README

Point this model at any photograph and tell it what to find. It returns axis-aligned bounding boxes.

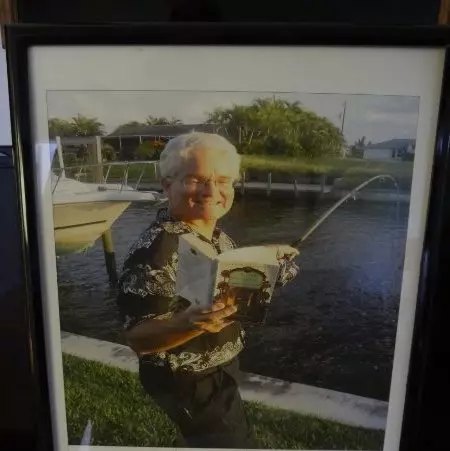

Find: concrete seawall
[61,332,387,431]
[131,181,409,203]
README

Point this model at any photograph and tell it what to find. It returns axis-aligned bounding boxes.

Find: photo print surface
[26,44,445,450]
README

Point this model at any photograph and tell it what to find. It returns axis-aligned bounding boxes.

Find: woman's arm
[125,300,237,355]
[125,318,204,355]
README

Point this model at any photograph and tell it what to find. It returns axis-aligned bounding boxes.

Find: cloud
[363,110,419,125]
[341,94,420,144]
[346,94,416,113]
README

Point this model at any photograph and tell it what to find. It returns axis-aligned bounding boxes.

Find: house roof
[108,123,218,137]
[366,138,416,150]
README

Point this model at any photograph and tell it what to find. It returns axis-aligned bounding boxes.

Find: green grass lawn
[240,154,411,176]
[57,154,412,192]
[102,155,412,190]
[63,354,384,449]
[241,155,413,190]
[63,154,412,179]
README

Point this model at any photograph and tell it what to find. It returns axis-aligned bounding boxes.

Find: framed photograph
[5,24,450,451]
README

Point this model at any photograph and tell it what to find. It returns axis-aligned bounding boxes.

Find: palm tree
[146,116,182,126]
[48,118,73,138]
[70,114,104,136]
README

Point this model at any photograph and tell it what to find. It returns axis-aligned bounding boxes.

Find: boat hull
[53,201,131,254]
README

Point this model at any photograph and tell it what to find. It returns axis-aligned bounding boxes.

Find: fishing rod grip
[290,237,303,249]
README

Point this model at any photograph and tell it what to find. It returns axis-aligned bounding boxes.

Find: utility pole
[340,100,347,158]
[340,100,347,135]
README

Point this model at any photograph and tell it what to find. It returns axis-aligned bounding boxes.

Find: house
[104,123,219,159]
[363,139,415,161]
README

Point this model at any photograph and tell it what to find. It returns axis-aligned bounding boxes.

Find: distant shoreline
[131,180,410,203]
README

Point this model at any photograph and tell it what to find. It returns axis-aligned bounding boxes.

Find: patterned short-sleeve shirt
[117,207,299,373]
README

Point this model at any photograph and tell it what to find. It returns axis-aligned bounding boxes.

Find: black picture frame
[0,144,41,450]
[4,23,450,451]
[11,0,443,25]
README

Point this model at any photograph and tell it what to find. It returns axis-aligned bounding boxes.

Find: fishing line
[290,174,400,249]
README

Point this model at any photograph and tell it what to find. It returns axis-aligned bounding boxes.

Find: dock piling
[102,229,118,287]
[240,171,246,196]
[294,179,299,198]
[267,172,272,196]
[320,174,326,195]
[93,136,118,285]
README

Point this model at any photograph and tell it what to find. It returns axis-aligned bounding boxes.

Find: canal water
[56,194,409,401]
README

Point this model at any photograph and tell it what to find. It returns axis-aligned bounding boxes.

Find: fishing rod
[290,174,400,249]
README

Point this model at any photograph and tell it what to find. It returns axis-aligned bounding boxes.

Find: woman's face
[163,147,238,223]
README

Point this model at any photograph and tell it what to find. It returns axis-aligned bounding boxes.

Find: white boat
[52,161,165,254]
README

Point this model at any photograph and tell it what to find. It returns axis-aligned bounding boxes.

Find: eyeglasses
[182,175,239,191]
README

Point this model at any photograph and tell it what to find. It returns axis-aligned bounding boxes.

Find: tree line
[49,98,346,163]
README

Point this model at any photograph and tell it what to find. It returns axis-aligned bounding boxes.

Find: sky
[46,90,420,146]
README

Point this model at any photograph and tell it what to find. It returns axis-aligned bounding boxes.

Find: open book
[176,233,282,325]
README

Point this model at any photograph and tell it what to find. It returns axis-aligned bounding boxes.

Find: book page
[179,232,218,259]
[217,245,279,265]
[176,233,217,308]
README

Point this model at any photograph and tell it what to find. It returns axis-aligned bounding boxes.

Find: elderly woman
[117,132,299,448]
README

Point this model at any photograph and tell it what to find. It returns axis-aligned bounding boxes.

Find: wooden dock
[240,181,332,194]
[107,177,406,203]
[134,181,332,195]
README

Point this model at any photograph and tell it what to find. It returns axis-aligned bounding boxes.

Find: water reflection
[56,195,409,400]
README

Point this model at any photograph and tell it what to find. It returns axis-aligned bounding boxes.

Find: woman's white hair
[159,132,241,179]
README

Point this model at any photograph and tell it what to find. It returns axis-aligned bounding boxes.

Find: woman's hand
[126,294,237,355]
[174,297,237,333]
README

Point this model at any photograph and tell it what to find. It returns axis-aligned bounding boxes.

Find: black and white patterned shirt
[117,207,299,373]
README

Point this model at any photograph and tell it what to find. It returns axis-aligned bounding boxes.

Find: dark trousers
[139,358,255,448]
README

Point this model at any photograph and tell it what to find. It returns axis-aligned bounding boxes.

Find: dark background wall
[14,0,442,25]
